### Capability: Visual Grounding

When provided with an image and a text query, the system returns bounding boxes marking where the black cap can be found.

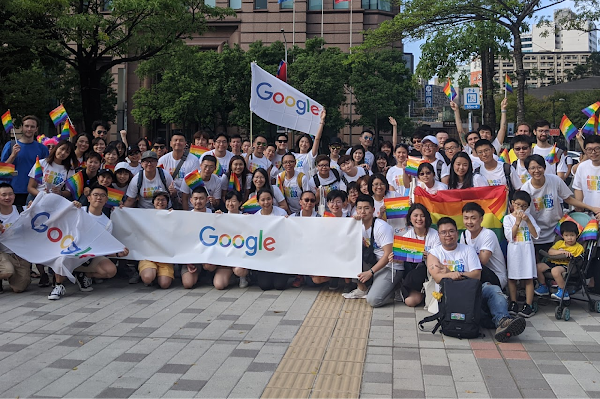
[97,169,115,180]
[329,137,342,145]
[154,137,166,145]
[128,145,141,155]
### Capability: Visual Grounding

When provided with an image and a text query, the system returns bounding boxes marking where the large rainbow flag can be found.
[414,185,508,240]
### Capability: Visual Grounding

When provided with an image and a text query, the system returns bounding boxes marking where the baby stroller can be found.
[535,212,600,321]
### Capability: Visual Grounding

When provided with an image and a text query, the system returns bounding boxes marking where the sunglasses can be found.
[363,136,373,141]
[153,145,165,149]
[96,130,107,135]
[302,198,316,203]
[277,140,288,143]
[330,145,341,150]
[255,142,268,147]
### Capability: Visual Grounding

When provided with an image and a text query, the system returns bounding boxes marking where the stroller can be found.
[534,212,600,321]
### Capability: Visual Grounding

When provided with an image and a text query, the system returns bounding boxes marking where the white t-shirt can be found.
[503,213,540,280]
[363,218,396,269]
[403,227,441,254]
[126,170,174,209]
[273,152,285,171]
[279,171,309,213]
[158,152,200,193]
[455,174,489,189]
[374,191,397,218]
[429,159,450,181]
[345,148,374,168]
[461,228,507,289]
[200,150,233,177]
[290,210,318,217]
[293,152,316,176]
[191,208,213,214]
[180,173,222,200]
[386,166,404,193]
[82,206,113,233]
[257,206,288,217]
[219,174,252,193]
[513,161,531,187]
[469,154,484,171]
[250,185,285,205]
[307,170,346,195]
[417,180,448,194]
[342,166,368,183]
[0,206,21,253]
[116,161,142,176]
[521,174,572,243]
[247,154,272,173]
[478,162,522,189]
[533,145,568,175]
[572,159,600,208]
[28,159,74,192]
[428,243,482,291]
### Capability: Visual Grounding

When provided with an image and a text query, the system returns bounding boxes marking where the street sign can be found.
[463,87,481,110]
[425,85,433,108]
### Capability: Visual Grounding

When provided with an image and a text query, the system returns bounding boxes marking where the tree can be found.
[361,0,568,123]
[2,0,233,131]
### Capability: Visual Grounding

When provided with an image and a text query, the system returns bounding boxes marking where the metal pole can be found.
[292,0,295,48]
[349,0,353,52]
[321,0,324,38]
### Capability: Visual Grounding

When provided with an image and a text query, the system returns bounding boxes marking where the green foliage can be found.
[566,52,600,81]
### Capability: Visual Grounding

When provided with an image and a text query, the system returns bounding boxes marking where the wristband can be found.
[370,268,375,276]
[501,110,507,113]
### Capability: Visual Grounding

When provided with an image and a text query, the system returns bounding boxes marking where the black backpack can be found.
[474,162,514,199]
[418,277,482,339]
[313,168,348,188]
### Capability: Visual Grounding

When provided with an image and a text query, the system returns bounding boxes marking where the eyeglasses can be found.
[96,130,107,135]
[283,160,295,164]
[444,145,458,151]
[422,144,436,149]
[528,166,544,172]
[303,198,316,203]
[419,171,432,176]
[215,140,228,145]
[277,140,288,143]
[91,193,107,198]
[514,146,529,151]
[255,142,267,147]
[330,146,341,150]
[317,163,330,168]
[153,145,165,149]
[586,147,600,154]
[412,139,422,143]
[439,230,457,236]
[477,148,492,155]
[362,136,373,141]
[328,200,343,205]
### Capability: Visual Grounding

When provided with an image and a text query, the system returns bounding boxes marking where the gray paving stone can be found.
[555,351,587,361]
[171,379,207,391]
[0,344,27,352]
[157,364,192,374]
[96,387,137,398]
[230,349,260,358]
[539,364,570,375]
[363,371,393,384]
[122,317,148,324]
[246,362,278,372]
[422,364,452,376]
[47,358,84,369]
[114,353,148,363]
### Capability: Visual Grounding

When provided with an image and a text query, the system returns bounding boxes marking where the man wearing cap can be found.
[159,133,199,208]
[421,135,450,183]
[345,130,375,168]
[124,151,174,209]
[123,146,142,175]
[152,137,168,158]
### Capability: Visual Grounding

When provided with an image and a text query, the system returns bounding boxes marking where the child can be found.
[504,190,540,317]
[535,220,584,301]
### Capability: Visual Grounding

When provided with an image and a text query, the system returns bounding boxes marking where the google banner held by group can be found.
[250,62,323,137]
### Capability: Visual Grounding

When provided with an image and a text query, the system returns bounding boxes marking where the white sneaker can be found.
[239,276,249,288]
[48,284,66,300]
[342,288,367,299]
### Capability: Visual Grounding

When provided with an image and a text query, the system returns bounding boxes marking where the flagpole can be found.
[321,0,324,39]
[504,74,507,99]
[250,111,253,145]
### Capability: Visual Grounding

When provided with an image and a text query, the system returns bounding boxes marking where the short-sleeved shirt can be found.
[250,185,285,205]
[200,150,233,177]
[533,145,568,175]
[82,206,112,233]
[1,140,49,194]
[307,171,346,195]
[386,166,405,193]
[293,152,317,176]
[363,218,394,267]
[428,242,482,291]
[478,162,522,189]
[278,172,309,213]
[461,228,507,288]
[126,170,174,209]
[342,167,369,183]
[513,161,531,186]
[158,152,200,193]
[247,154,272,173]
[550,240,584,266]
[256,206,288,216]
[180,173,222,201]
[345,148,374,168]
[572,159,600,208]
[0,206,21,253]
[28,159,74,192]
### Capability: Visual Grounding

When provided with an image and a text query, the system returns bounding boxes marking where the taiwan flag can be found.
[276,60,287,82]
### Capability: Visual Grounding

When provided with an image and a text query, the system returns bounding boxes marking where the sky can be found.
[403,0,577,66]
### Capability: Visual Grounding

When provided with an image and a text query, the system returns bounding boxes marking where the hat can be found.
[141,150,158,160]
[154,137,167,145]
[128,145,140,155]
[329,137,342,145]
[115,162,132,173]
[422,135,439,146]
[97,169,115,180]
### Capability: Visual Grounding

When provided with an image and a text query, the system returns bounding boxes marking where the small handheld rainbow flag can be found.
[64,171,85,198]
[559,115,578,141]
[184,170,204,190]
[189,145,209,159]
[213,160,224,176]
[33,156,43,184]
[37,134,46,143]
[241,196,261,214]
[384,196,410,219]
[1,110,14,133]
[581,114,599,136]
[554,214,583,236]
[405,156,424,177]
[499,148,510,163]
[393,236,425,263]
[49,104,68,126]
[443,79,457,101]
[106,187,124,207]
[60,119,77,140]
[582,101,600,118]
[228,173,241,192]
[579,219,599,242]
[545,144,560,165]
[0,162,15,179]
[323,211,336,217]
[505,74,513,94]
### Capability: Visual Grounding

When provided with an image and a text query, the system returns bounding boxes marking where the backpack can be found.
[136,168,168,195]
[313,168,348,188]
[474,163,514,198]
[418,277,482,339]
[434,159,445,182]
[276,171,305,195]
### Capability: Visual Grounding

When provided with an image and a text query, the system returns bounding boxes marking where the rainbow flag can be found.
[49,104,68,126]
[323,211,336,217]
[33,156,43,184]
[393,236,425,263]
[581,114,599,136]
[103,164,115,172]
[184,170,204,190]
[545,144,560,165]
[228,173,242,192]
[579,219,599,242]
[554,214,583,236]
[414,185,508,241]
[582,101,600,118]
[189,145,209,159]
[37,134,46,143]
[499,148,510,163]
[1,110,14,133]
[0,162,15,179]
[559,114,578,141]
[405,156,424,177]
[106,187,124,207]
[64,171,84,198]
[60,119,77,140]
[443,79,457,101]
[384,196,410,219]
[505,74,513,94]
[241,196,261,214]
[213,159,224,176]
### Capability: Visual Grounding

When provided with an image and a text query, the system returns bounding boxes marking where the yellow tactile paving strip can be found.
[262,290,373,399]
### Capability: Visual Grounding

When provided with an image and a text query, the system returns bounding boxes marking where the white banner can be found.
[0,193,125,282]
[250,62,323,136]
[111,209,362,278]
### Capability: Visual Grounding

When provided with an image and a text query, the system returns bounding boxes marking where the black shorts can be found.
[402,263,428,293]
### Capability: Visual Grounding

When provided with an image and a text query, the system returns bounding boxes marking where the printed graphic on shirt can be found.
[44,170,65,185]
[519,172,531,184]
[533,194,554,211]
[284,185,301,199]
[515,226,532,242]
[587,175,600,191]
[362,237,382,250]
[142,185,162,198]
[444,259,465,273]
[487,178,503,186]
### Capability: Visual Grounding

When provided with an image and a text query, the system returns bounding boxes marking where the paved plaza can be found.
[2,278,600,398]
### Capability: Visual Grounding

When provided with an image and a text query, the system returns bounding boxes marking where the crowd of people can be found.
[1,102,600,343]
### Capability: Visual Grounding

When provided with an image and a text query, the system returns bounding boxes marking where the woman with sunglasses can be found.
[402,162,448,194]
[328,137,343,170]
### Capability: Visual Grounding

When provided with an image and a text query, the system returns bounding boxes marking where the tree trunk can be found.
[512,29,526,124]
[79,63,104,133]
[480,45,496,131]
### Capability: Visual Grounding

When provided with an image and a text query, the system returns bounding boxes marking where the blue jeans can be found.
[481,282,510,327]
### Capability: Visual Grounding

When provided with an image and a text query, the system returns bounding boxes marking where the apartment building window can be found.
[309,0,322,9]
[255,0,267,9]
[281,0,293,8]
[334,0,348,9]
[230,0,241,8]
[205,0,216,6]
[362,0,390,11]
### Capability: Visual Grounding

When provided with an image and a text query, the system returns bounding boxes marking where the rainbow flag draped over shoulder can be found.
[49,105,68,126]
[443,79,457,101]
[505,74,513,94]
[405,156,424,177]
[106,187,124,207]
[33,156,43,184]
[64,171,84,198]
[184,170,204,191]
[228,173,241,192]
[559,115,578,141]
[581,114,599,136]
[189,145,209,159]
[241,196,261,214]
[414,186,508,240]
[499,148,510,163]
[2,110,14,133]
[579,219,599,242]
[554,214,583,236]
[384,196,410,219]
[393,236,425,263]
[582,101,600,118]
[545,144,560,165]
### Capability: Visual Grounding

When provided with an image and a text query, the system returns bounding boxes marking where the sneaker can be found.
[551,288,570,301]
[534,284,549,296]
[75,272,93,292]
[239,276,249,289]
[508,301,518,316]
[518,303,534,318]
[128,266,140,284]
[343,282,357,294]
[48,284,66,300]
[342,288,367,299]
[494,317,526,343]
[394,288,404,303]
[328,278,340,291]
[291,275,304,288]
[38,273,50,287]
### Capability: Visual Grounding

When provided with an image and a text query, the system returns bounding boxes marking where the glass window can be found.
[205,0,216,5]
[281,0,293,8]
[361,0,389,10]
[254,0,267,8]
[334,0,348,8]
[230,0,241,8]
[309,0,322,9]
